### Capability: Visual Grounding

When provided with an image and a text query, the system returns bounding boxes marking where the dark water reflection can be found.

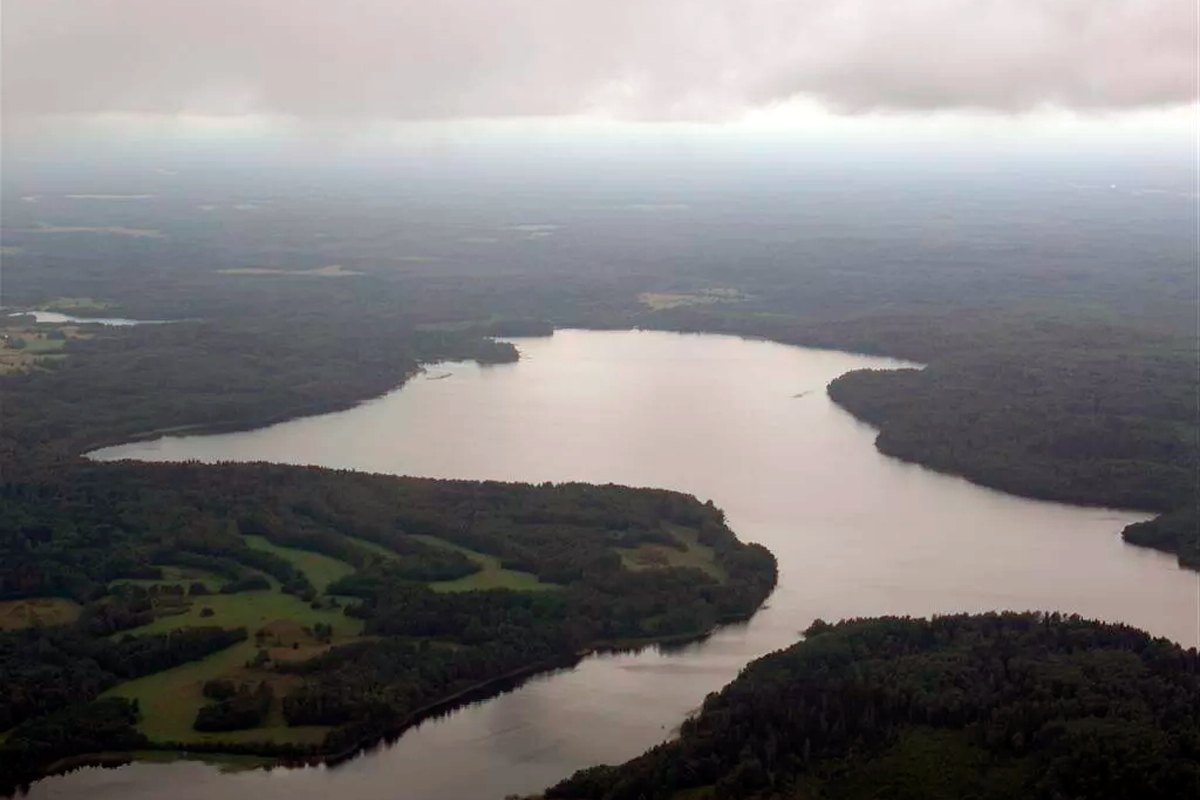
[46,330,1195,800]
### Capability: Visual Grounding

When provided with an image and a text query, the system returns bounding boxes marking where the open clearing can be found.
[341,533,407,562]
[243,535,355,592]
[338,532,550,592]
[413,535,554,592]
[616,525,726,582]
[124,585,360,637]
[0,598,82,631]
[638,288,746,311]
[108,585,363,744]
[103,636,333,746]
[0,325,90,374]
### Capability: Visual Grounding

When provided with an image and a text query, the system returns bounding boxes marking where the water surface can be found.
[51,330,1196,800]
[10,311,167,326]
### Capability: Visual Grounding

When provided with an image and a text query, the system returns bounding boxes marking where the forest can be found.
[544,613,1200,800]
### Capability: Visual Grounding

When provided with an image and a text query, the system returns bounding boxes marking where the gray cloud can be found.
[3,0,1195,120]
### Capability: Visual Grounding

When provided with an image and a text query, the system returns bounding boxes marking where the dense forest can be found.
[545,613,1200,800]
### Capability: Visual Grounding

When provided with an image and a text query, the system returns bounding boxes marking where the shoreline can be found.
[79,322,1177,572]
[18,616,755,792]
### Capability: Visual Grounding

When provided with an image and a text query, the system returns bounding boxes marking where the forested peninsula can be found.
[544,613,1200,800]
[0,313,775,791]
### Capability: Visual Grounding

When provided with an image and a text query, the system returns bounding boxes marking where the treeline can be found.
[0,462,756,604]
[0,698,147,794]
[0,311,519,470]
[1122,508,1200,570]
[194,682,273,732]
[0,619,260,787]
[279,631,568,743]
[546,613,1200,800]
[0,626,246,732]
[827,342,1197,569]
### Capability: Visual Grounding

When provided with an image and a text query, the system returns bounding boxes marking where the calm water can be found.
[9,311,165,326]
[44,330,1196,799]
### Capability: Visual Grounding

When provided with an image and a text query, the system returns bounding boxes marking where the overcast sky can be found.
[4,0,1195,123]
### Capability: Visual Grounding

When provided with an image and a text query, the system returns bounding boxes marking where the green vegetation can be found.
[103,637,263,742]
[0,626,249,786]
[825,335,1196,568]
[1122,508,1200,569]
[545,613,1200,800]
[39,297,116,312]
[243,536,355,592]
[639,289,745,311]
[416,535,552,592]
[616,525,726,582]
[0,462,775,786]
[120,588,358,638]
[18,336,66,353]
[113,565,228,592]
[0,598,81,631]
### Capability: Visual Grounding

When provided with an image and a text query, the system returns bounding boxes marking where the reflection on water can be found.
[51,330,1197,800]
[9,311,170,326]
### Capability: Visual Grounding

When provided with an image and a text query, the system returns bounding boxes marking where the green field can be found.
[340,533,406,562]
[616,525,726,581]
[108,584,362,744]
[21,336,66,353]
[0,597,81,631]
[97,532,556,744]
[103,636,332,745]
[414,535,554,592]
[243,535,355,592]
[124,586,360,637]
[341,532,552,592]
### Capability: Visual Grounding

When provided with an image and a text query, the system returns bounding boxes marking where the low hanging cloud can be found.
[3,0,1195,120]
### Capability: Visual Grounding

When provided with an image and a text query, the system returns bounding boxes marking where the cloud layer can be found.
[3,0,1195,120]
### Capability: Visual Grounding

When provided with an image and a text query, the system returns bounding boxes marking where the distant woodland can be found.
[1,170,1194,788]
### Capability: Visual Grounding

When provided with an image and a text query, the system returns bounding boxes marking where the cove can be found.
[41,329,1196,800]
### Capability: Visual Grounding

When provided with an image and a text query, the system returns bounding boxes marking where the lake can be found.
[40,330,1195,799]
[8,311,167,326]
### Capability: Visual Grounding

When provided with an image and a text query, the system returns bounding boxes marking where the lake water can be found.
[9,311,166,326]
[40,330,1196,799]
